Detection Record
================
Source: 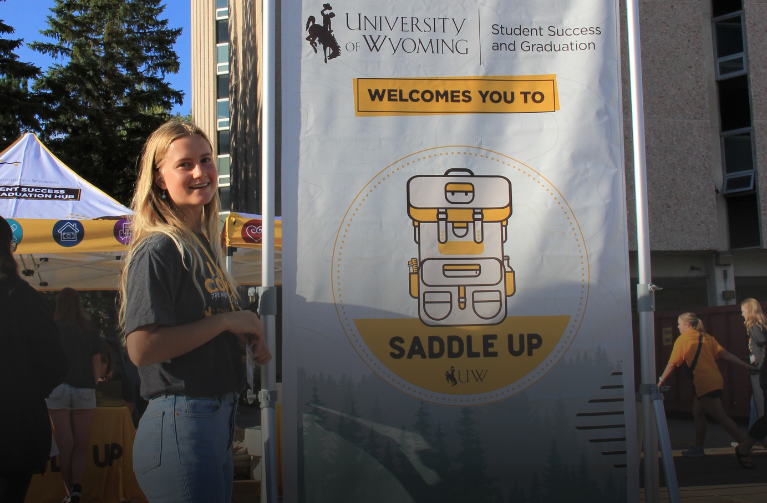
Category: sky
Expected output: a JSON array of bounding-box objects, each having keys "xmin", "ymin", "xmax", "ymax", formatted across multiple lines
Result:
[{"xmin": 1, "ymin": 0, "xmax": 192, "ymax": 116}]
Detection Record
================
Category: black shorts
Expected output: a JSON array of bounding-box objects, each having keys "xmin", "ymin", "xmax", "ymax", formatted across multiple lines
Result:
[{"xmin": 697, "ymin": 389, "xmax": 723, "ymax": 400}]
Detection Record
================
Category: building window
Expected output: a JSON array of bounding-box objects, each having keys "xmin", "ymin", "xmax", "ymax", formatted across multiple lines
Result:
[
  {"xmin": 218, "ymin": 155, "xmax": 231, "ymax": 185},
  {"xmin": 712, "ymin": 0, "xmax": 742, "ymax": 18},
  {"xmin": 216, "ymin": 0, "xmax": 228, "ymax": 20},
  {"xmin": 218, "ymin": 130, "xmax": 230, "ymax": 156},
  {"xmin": 727, "ymin": 194, "xmax": 760, "ymax": 248},
  {"xmin": 216, "ymin": 43, "xmax": 229, "ymax": 74},
  {"xmin": 217, "ymin": 99, "xmax": 229, "ymax": 130},
  {"xmin": 721, "ymin": 130, "xmax": 755, "ymax": 193},
  {"xmin": 217, "ymin": 74, "xmax": 229, "ymax": 100},
  {"xmin": 713, "ymin": 13, "xmax": 746, "ymax": 79},
  {"xmin": 216, "ymin": 19, "xmax": 228, "ymax": 45},
  {"xmin": 219, "ymin": 186, "xmax": 231, "ymax": 212}
]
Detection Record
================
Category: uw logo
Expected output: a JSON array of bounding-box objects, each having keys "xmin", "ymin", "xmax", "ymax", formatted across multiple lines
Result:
[
  {"xmin": 305, "ymin": 3, "xmax": 341, "ymax": 63},
  {"xmin": 444, "ymin": 365, "xmax": 489, "ymax": 386}
]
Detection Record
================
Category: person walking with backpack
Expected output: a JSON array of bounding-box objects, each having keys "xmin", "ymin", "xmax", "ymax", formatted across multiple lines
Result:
[{"xmin": 657, "ymin": 312, "xmax": 755, "ymax": 461}]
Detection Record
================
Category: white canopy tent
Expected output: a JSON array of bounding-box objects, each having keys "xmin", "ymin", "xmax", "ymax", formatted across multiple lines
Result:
[
  {"xmin": 1, "ymin": 133, "xmax": 132, "ymax": 290},
  {"xmin": 1, "ymin": 134, "xmax": 269, "ymax": 290}
]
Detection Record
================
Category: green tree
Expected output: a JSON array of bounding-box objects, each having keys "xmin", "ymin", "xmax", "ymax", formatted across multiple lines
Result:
[
  {"xmin": 31, "ymin": 0, "xmax": 183, "ymax": 204},
  {"xmin": 453, "ymin": 407, "xmax": 496, "ymax": 503},
  {"xmin": 0, "ymin": 0, "xmax": 42, "ymax": 149}
]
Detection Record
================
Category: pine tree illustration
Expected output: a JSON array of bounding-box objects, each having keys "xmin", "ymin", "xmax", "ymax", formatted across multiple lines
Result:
[
  {"xmin": 528, "ymin": 472, "xmax": 542, "ymax": 503},
  {"xmin": 542, "ymin": 440, "xmax": 567, "ymax": 503},
  {"xmin": 306, "ymin": 381, "xmax": 328, "ymax": 424},
  {"xmin": 381, "ymin": 439, "xmax": 396, "ymax": 473},
  {"xmin": 432, "ymin": 422, "xmax": 450, "ymax": 478},
  {"xmin": 337, "ymin": 396, "xmax": 363, "ymax": 446},
  {"xmin": 370, "ymin": 396, "xmax": 386, "ymax": 423},
  {"xmin": 508, "ymin": 480, "xmax": 526, "ymax": 503},
  {"xmin": 602, "ymin": 472, "xmax": 621, "ymax": 503},
  {"xmin": 413, "ymin": 401, "xmax": 433, "ymax": 443},
  {"xmin": 363, "ymin": 427, "xmax": 380, "ymax": 460},
  {"xmin": 573, "ymin": 454, "xmax": 598, "ymax": 503},
  {"xmin": 453, "ymin": 407, "xmax": 497, "ymax": 503}
]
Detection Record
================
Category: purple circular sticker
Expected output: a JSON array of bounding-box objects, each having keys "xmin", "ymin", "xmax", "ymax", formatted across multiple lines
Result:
[{"xmin": 113, "ymin": 219, "xmax": 132, "ymax": 245}]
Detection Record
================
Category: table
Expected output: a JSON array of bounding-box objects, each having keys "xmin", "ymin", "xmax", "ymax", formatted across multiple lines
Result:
[{"xmin": 25, "ymin": 406, "xmax": 146, "ymax": 503}]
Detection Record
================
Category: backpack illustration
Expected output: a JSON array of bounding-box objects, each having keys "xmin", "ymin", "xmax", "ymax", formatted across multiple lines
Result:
[{"xmin": 407, "ymin": 168, "xmax": 515, "ymax": 326}]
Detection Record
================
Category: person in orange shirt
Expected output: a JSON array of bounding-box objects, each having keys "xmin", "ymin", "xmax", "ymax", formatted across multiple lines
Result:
[{"xmin": 658, "ymin": 312, "xmax": 755, "ymax": 463}]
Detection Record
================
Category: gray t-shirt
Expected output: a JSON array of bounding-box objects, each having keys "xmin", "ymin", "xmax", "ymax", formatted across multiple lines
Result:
[
  {"xmin": 749, "ymin": 325, "xmax": 766, "ymax": 369},
  {"xmin": 58, "ymin": 321, "xmax": 101, "ymax": 389},
  {"xmin": 125, "ymin": 233, "xmax": 245, "ymax": 399}
]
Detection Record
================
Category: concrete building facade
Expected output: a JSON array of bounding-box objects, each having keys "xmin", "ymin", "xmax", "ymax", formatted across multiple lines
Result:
[{"xmin": 192, "ymin": 0, "xmax": 767, "ymax": 310}]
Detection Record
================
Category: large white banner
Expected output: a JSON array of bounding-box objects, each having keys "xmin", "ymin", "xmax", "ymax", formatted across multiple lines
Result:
[{"xmin": 281, "ymin": 1, "xmax": 638, "ymax": 501}]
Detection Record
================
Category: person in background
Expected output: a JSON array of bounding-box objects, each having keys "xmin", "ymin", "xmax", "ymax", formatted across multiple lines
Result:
[
  {"xmin": 0, "ymin": 216, "xmax": 68, "ymax": 503},
  {"xmin": 736, "ymin": 314, "xmax": 767, "ymax": 467},
  {"xmin": 46, "ymin": 288, "xmax": 102, "ymax": 503},
  {"xmin": 740, "ymin": 298, "xmax": 766, "ymax": 429},
  {"xmin": 657, "ymin": 312, "xmax": 755, "ymax": 463},
  {"xmin": 98, "ymin": 341, "xmax": 135, "ymax": 413},
  {"xmin": 120, "ymin": 120, "xmax": 271, "ymax": 503}
]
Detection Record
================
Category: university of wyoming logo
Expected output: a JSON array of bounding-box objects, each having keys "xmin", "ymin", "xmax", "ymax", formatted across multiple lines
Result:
[{"xmin": 305, "ymin": 3, "xmax": 341, "ymax": 63}]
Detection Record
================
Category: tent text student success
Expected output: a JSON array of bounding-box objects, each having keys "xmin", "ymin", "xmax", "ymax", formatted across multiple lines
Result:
[{"xmin": 0, "ymin": 185, "xmax": 81, "ymax": 200}]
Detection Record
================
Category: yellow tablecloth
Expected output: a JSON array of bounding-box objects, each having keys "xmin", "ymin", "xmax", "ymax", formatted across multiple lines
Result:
[{"xmin": 25, "ymin": 407, "xmax": 146, "ymax": 503}]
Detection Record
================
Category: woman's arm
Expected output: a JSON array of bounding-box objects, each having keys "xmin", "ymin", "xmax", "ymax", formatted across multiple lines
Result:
[
  {"xmin": 658, "ymin": 362, "xmax": 676, "ymax": 383},
  {"xmin": 126, "ymin": 310, "xmax": 269, "ymax": 367},
  {"xmin": 718, "ymin": 349, "xmax": 754, "ymax": 370},
  {"xmin": 92, "ymin": 354, "xmax": 102, "ymax": 384}
]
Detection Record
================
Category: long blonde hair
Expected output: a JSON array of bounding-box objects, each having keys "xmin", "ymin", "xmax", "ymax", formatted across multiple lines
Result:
[
  {"xmin": 119, "ymin": 120, "xmax": 237, "ymax": 330},
  {"xmin": 678, "ymin": 312, "xmax": 706, "ymax": 335},
  {"xmin": 741, "ymin": 298, "xmax": 767, "ymax": 332}
]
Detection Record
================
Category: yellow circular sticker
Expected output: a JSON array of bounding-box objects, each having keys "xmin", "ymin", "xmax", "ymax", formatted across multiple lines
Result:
[{"xmin": 332, "ymin": 146, "xmax": 588, "ymax": 405}]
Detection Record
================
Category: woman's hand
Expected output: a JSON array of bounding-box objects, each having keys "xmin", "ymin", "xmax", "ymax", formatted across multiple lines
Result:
[{"xmin": 226, "ymin": 311, "xmax": 272, "ymax": 365}]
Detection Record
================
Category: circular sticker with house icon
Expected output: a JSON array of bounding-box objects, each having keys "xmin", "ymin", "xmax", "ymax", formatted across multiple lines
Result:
[
  {"xmin": 53, "ymin": 220, "xmax": 85, "ymax": 247},
  {"xmin": 7, "ymin": 219, "xmax": 22, "ymax": 245}
]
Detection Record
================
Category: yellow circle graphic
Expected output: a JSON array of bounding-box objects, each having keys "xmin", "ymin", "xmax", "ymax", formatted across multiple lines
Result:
[{"xmin": 331, "ymin": 146, "xmax": 589, "ymax": 405}]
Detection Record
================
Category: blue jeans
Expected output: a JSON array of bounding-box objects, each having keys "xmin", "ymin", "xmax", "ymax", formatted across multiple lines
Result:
[{"xmin": 133, "ymin": 393, "xmax": 238, "ymax": 503}]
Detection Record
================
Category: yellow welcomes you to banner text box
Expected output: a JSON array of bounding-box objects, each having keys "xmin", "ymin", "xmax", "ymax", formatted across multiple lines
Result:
[
  {"xmin": 353, "ymin": 76, "xmax": 560, "ymax": 116},
  {"xmin": 355, "ymin": 315, "xmax": 570, "ymax": 395}
]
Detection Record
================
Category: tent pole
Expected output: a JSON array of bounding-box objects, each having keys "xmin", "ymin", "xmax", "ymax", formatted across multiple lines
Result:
[
  {"xmin": 259, "ymin": 0, "xmax": 278, "ymax": 500},
  {"xmin": 226, "ymin": 246, "xmax": 234, "ymax": 274},
  {"xmin": 626, "ymin": 1, "xmax": 679, "ymax": 502}
]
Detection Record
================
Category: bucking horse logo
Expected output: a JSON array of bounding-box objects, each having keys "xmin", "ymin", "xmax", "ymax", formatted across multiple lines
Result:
[
  {"xmin": 445, "ymin": 366, "xmax": 458, "ymax": 387},
  {"xmin": 306, "ymin": 3, "xmax": 341, "ymax": 63}
]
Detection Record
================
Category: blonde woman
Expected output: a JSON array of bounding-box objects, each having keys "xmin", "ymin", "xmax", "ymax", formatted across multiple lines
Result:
[
  {"xmin": 120, "ymin": 120, "xmax": 271, "ymax": 502},
  {"xmin": 657, "ymin": 312, "xmax": 754, "ymax": 466},
  {"xmin": 740, "ymin": 299, "xmax": 766, "ymax": 426},
  {"xmin": 736, "ymin": 300, "xmax": 767, "ymax": 463}
]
